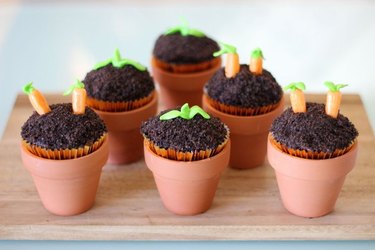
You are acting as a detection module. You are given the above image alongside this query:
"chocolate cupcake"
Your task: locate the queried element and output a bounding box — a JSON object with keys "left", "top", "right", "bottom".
{"left": 21, "top": 83, "right": 107, "bottom": 160}
{"left": 270, "top": 82, "right": 358, "bottom": 159}
{"left": 204, "top": 45, "right": 283, "bottom": 116}
{"left": 141, "top": 103, "right": 229, "bottom": 161}
{"left": 152, "top": 19, "right": 220, "bottom": 73}
{"left": 84, "top": 49, "right": 155, "bottom": 112}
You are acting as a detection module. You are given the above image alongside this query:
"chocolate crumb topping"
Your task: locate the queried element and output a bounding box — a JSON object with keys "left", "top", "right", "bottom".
{"left": 270, "top": 102, "right": 358, "bottom": 153}
{"left": 141, "top": 108, "right": 228, "bottom": 152}
{"left": 205, "top": 65, "right": 282, "bottom": 108}
{"left": 83, "top": 64, "right": 154, "bottom": 102}
{"left": 21, "top": 103, "right": 107, "bottom": 149}
{"left": 153, "top": 33, "right": 219, "bottom": 64}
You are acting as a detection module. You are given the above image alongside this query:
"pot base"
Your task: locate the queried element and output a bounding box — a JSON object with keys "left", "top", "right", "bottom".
{"left": 144, "top": 140, "right": 231, "bottom": 216}
{"left": 267, "top": 138, "right": 358, "bottom": 218}
{"left": 152, "top": 57, "right": 221, "bottom": 109}
{"left": 229, "top": 133, "right": 267, "bottom": 169}
{"left": 107, "top": 129, "right": 143, "bottom": 165}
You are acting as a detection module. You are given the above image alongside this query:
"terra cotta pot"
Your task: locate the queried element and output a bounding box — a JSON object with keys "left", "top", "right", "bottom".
{"left": 151, "top": 57, "right": 221, "bottom": 109}
{"left": 267, "top": 137, "right": 358, "bottom": 218}
{"left": 144, "top": 140, "right": 231, "bottom": 216}
{"left": 20, "top": 138, "right": 109, "bottom": 216}
{"left": 94, "top": 93, "right": 158, "bottom": 165}
{"left": 202, "top": 94, "right": 284, "bottom": 169}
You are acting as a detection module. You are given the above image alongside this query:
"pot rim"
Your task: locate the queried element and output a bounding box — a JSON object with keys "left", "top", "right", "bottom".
{"left": 202, "top": 95, "right": 285, "bottom": 135}
{"left": 93, "top": 92, "right": 158, "bottom": 131}
{"left": 20, "top": 137, "right": 109, "bottom": 179}
{"left": 144, "top": 139, "right": 231, "bottom": 181}
{"left": 267, "top": 135, "right": 359, "bottom": 181}
{"left": 151, "top": 56, "right": 222, "bottom": 78}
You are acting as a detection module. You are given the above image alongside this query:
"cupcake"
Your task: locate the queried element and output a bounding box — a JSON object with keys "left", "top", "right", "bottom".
{"left": 204, "top": 45, "right": 282, "bottom": 116}
{"left": 141, "top": 103, "right": 230, "bottom": 215}
{"left": 202, "top": 44, "right": 284, "bottom": 169}
{"left": 20, "top": 82, "right": 108, "bottom": 216}
{"left": 267, "top": 82, "right": 359, "bottom": 218}
{"left": 83, "top": 49, "right": 158, "bottom": 165}
{"left": 141, "top": 103, "right": 229, "bottom": 161}
{"left": 21, "top": 82, "right": 107, "bottom": 159}
{"left": 151, "top": 19, "right": 222, "bottom": 108}
{"left": 84, "top": 48, "right": 155, "bottom": 112}
{"left": 152, "top": 19, "right": 220, "bottom": 73}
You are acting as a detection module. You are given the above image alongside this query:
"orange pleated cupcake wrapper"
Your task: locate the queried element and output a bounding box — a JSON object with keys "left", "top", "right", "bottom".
{"left": 205, "top": 95, "right": 280, "bottom": 116}
{"left": 144, "top": 131, "right": 229, "bottom": 162}
{"left": 23, "top": 133, "right": 107, "bottom": 160}
{"left": 269, "top": 135, "right": 355, "bottom": 160}
{"left": 87, "top": 91, "right": 155, "bottom": 112}
{"left": 153, "top": 57, "right": 221, "bottom": 74}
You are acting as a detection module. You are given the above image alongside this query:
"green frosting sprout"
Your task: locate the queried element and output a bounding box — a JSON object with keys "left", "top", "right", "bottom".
{"left": 324, "top": 81, "right": 348, "bottom": 92}
{"left": 160, "top": 103, "right": 210, "bottom": 121}
{"left": 63, "top": 80, "right": 85, "bottom": 96}
{"left": 213, "top": 42, "right": 237, "bottom": 57}
{"left": 283, "top": 82, "right": 306, "bottom": 92}
{"left": 23, "top": 82, "right": 35, "bottom": 95}
{"left": 93, "top": 49, "right": 146, "bottom": 71}
{"left": 251, "top": 48, "right": 264, "bottom": 59}
{"left": 164, "top": 18, "right": 205, "bottom": 37}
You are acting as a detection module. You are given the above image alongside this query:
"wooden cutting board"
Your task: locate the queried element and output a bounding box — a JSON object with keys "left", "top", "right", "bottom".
{"left": 0, "top": 94, "right": 374, "bottom": 240}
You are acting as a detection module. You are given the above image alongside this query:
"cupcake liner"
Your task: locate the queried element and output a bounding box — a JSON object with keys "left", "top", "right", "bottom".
{"left": 269, "top": 135, "right": 355, "bottom": 160}
{"left": 23, "top": 134, "right": 107, "bottom": 160}
{"left": 153, "top": 57, "right": 221, "bottom": 74}
{"left": 144, "top": 130, "right": 229, "bottom": 162}
{"left": 205, "top": 95, "right": 280, "bottom": 116}
{"left": 87, "top": 91, "right": 155, "bottom": 112}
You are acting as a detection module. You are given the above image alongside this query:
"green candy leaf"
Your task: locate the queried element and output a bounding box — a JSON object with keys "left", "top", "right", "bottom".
{"left": 159, "top": 103, "right": 210, "bottom": 121}
{"left": 283, "top": 82, "right": 306, "bottom": 92}
{"left": 324, "top": 81, "right": 348, "bottom": 92}
{"left": 93, "top": 49, "right": 146, "bottom": 71}
{"left": 160, "top": 110, "right": 181, "bottom": 120}
{"left": 213, "top": 42, "right": 237, "bottom": 57}
{"left": 23, "top": 82, "right": 35, "bottom": 95}
{"left": 63, "top": 80, "right": 85, "bottom": 96}
{"left": 163, "top": 18, "right": 206, "bottom": 37}
{"left": 93, "top": 58, "right": 112, "bottom": 70}
{"left": 251, "top": 48, "right": 264, "bottom": 59}
{"left": 188, "top": 28, "right": 205, "bottom": 37}
{"left": 189, "top": 106, "right": 210, "bottom": 119}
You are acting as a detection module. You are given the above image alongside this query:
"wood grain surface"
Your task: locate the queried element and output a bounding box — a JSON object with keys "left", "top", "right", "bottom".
{"left": 0, "top": 94, "right": 374, "bottom": 240}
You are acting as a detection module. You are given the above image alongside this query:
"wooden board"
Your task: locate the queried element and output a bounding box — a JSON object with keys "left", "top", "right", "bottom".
{"left": 0, "top": 94, "right": 374, "bottom": 240}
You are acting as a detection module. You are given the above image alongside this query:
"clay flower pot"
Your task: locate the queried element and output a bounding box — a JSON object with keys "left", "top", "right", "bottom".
{"left": 144, "top": 140, "right": 231, "bottom": 216}
{"left": 151, "top": 57, "right": 221, "bottom": 109}
{"left": 267, "top": 138, "right": 358, "bottom": 218}
{"left": 202, "top": 95, "right": 284, "bottom": 169}
{"left": 94, "top": 93, "right": 158, "bottom": 165}
{"left": 20, "top": 138, "right": 109, "bottom": 216}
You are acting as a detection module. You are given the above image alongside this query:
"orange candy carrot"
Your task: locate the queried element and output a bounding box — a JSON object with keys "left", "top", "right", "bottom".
{"left": 213, "top": 42, "right": 240, "bottom": 78}
{"left": 23, "top": 82, "right": 51, "bottom": 115}
{"left": 249, "top": 48, "right": 264, "bottom": 75}
{"left": 64, "top": 80, "right": 87, "bottom": 115}
{"left": 324, "top": 81, "right": 348, "bottom": 118}
{"left": 283, "top": 82, "right": 306, "bottom": 113}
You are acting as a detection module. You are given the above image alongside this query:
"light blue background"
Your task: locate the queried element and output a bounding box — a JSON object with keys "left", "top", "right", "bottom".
{"left": 1, "top": 0, "right": 374, "bottom": 248}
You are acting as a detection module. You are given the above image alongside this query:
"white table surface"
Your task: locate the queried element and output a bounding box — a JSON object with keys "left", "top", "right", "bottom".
{"left": 0, "top": 0, "right": 374, "bottom": 248}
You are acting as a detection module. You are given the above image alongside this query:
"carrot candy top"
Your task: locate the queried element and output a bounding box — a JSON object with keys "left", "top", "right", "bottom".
{"left": 283, "top": 82, "right": 306, "bottom": 113}
{"left": 93, "top": 49, "right": 146, "bottom": 71}
{"left": 324, "top": 81, "right": 348, "bottom": 119}
{"left": 63, "top": 80, "right": 87, "bottom": 115}
{"left": 249, "top": 48, "right": 264, "bottom": 75}
{"left": 164, "top": 18, "right": 205, "bottom": 37}
{"left": 22, "top": 82, "right": 51, "bottom": 115}
{"left": 213, "top": 42, "right": 240, "bottom": 78}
